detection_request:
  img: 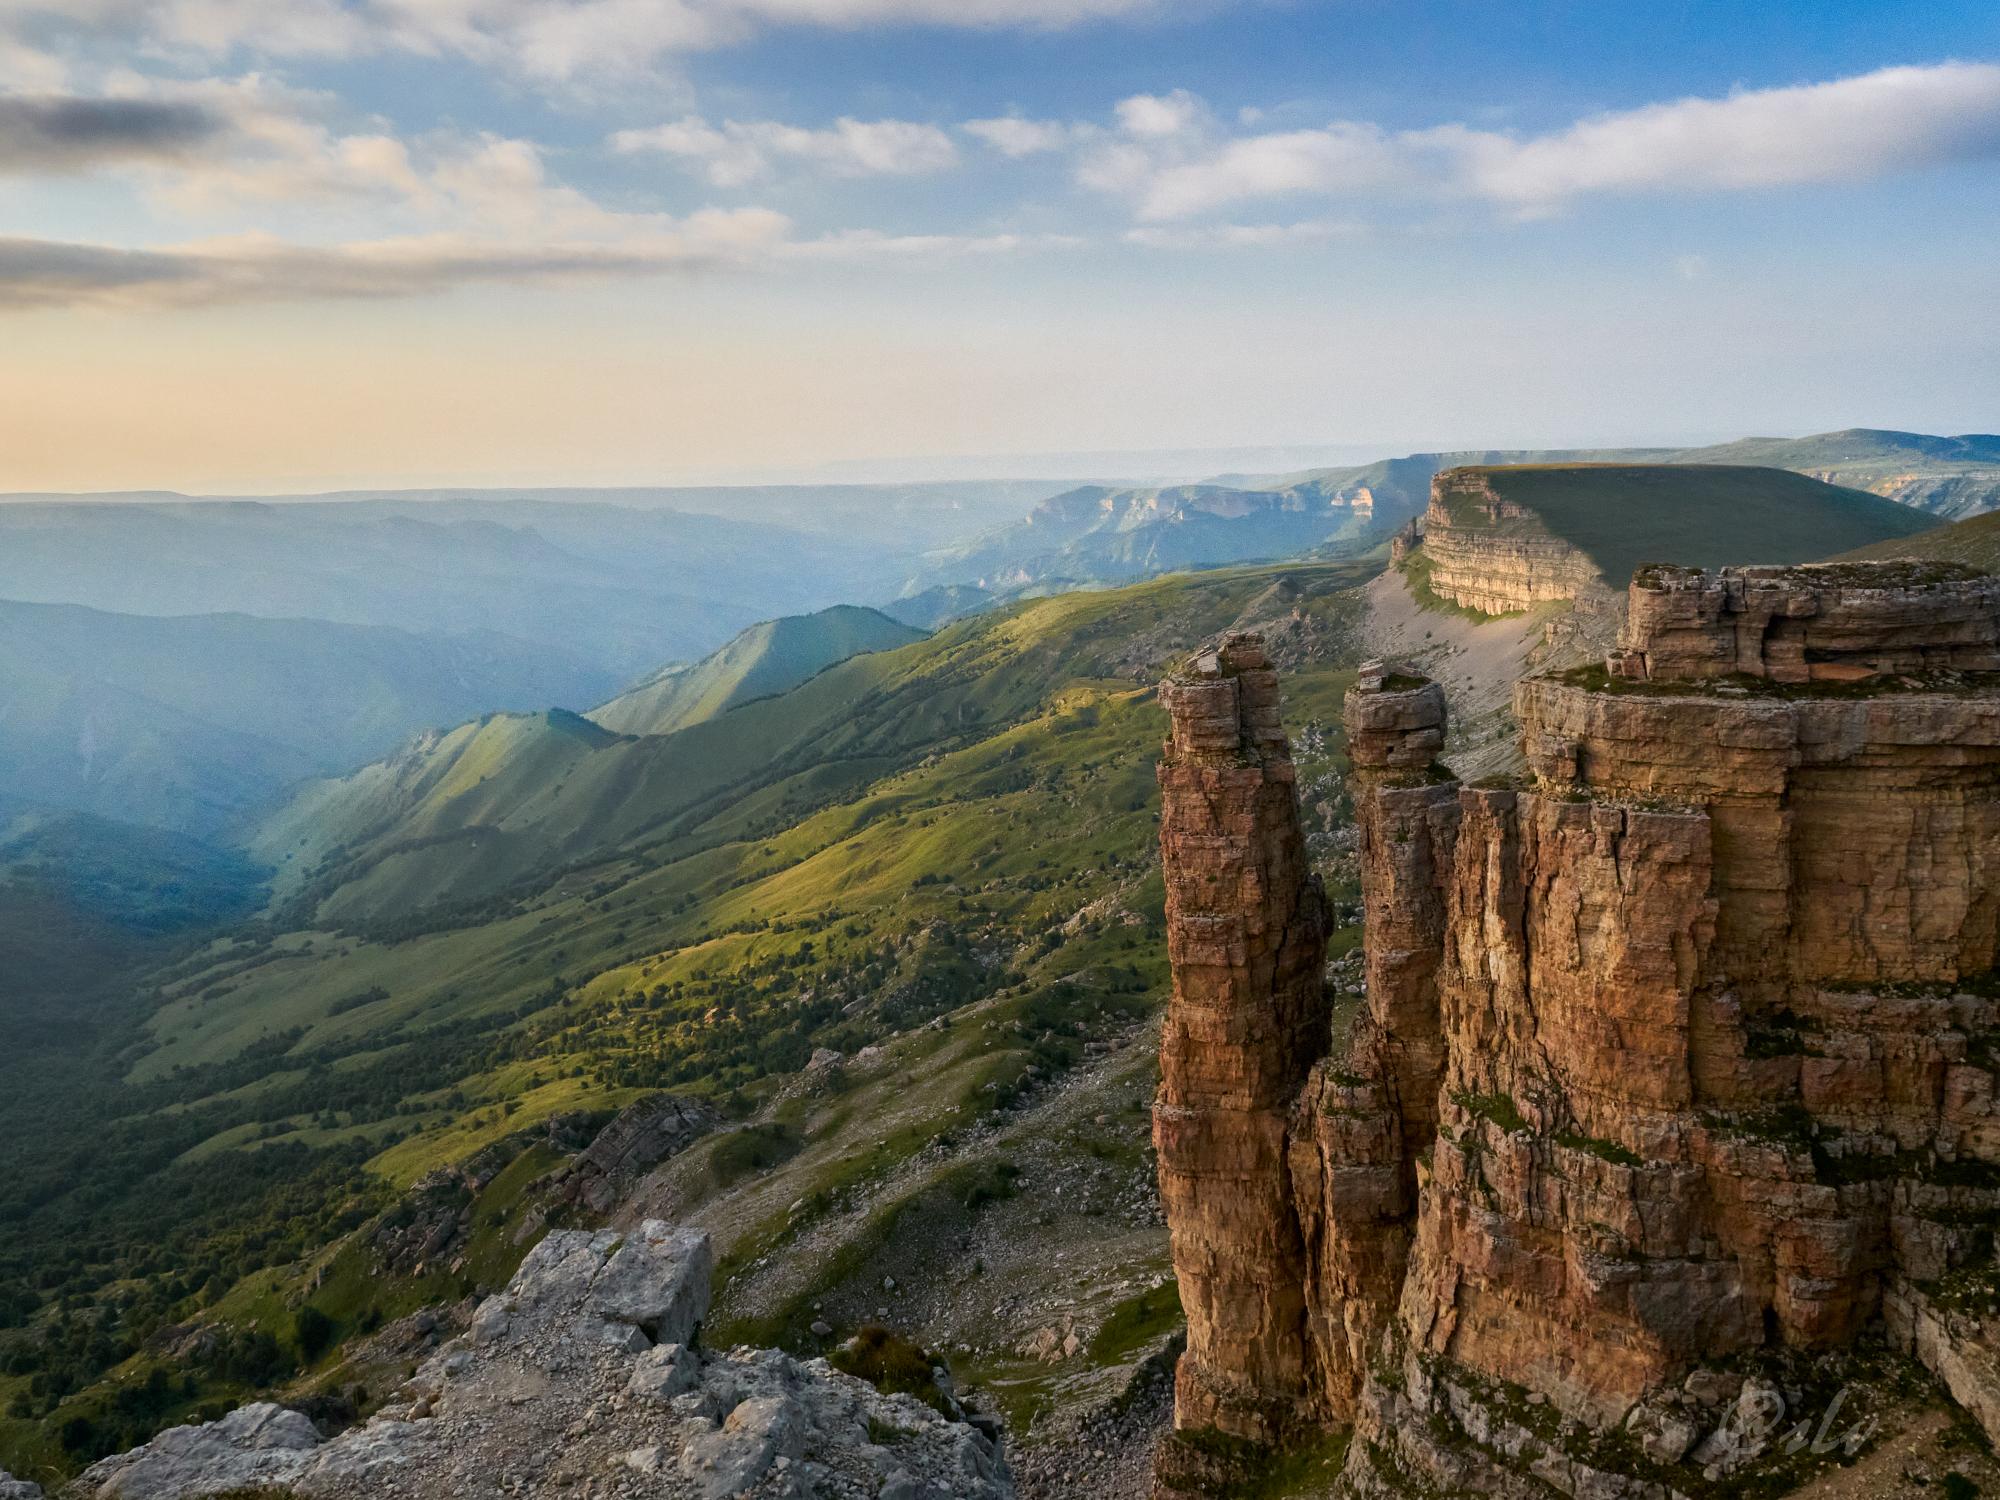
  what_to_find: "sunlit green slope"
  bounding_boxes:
[589,605,926,737]
[1835,507,2000,572]
[0,557,1373,1482]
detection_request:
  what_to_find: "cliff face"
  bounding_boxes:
[1415,468,1606,616]
[1153,636,1332,1450]
[1153,562,2000,1498]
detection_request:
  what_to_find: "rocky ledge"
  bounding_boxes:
[61,1221,1010,1500]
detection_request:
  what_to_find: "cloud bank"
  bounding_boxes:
[1082,62,2000,219]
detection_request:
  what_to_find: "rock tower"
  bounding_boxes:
[1153,562,2000,1497]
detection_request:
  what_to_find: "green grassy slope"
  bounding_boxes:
[0,557,1375,1485]
[1834,507,2000,572]
[590,605,927,737]
[1461,464,1936,587]
[252,569,1353,929]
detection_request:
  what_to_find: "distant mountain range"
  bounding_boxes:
[907,448,1677,594]
[2,432,1990,843]
[905,429,1997,597]
[1668,429,2000,518]
[0,497,928,682]
[591,605,925,737]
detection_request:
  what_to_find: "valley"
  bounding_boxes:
[0,554,1373,1488]
[5,454,2000,1500]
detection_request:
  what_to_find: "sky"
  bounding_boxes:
[0,0,1995,491]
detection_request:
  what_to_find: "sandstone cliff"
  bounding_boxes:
[1413,468,1608,617]
[1153,561,2000,1497]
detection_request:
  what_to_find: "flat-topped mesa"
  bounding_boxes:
[1154,633,1331,1453]
[1609,560,2000,683]
[1417,467,1604,616]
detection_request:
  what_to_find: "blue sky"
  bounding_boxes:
[0,0,1995,490]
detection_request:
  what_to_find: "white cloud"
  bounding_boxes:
[1126,123,1402,219]
[0,0,1196,79]
[1453,61,2000,210]
[613,114,958,185]
[1114,88,1203,139]
[0,37,67,89]
[1072,62,2000,220]
[785,226,1083,260]
[961,115,1076,158]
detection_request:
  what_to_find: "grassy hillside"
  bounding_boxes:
[0,557,1375,1481]
[590,605,926,737]
[1672,429,2000,518]
[1835,507,2000,571]
[252,568,1359,929]
[1455,463,1936,588]
[0,598,622,836]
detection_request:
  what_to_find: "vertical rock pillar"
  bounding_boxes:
[1340,662,1455,1147]
[1154,633,1330,1448]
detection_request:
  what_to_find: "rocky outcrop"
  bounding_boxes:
[67,1221,1010,1500]
[1152,635,1331,1453]
[1608,560,2000,683]
[1415,468,1607,616]
[0,1474,44,1499]
[555,1093,720,1215]
[1152,563,2000,1497]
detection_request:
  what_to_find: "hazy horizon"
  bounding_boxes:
[0,426,1955,499]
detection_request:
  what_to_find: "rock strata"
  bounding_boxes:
[1415,468,1607,616]
[557,1093,720,1216]
[1152,564,2000,1497]
[1152,634,1330,1451]
[66,1221,1010,1500]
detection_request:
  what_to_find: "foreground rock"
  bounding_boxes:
[67,1221,1010,1500]
[1151,567,2000,1497]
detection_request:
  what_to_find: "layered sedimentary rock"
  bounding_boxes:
[1152,636,1331,1452]
[1608,560,2000,683]
[1415,468,1606,616]
[1153,562,2000,1498]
